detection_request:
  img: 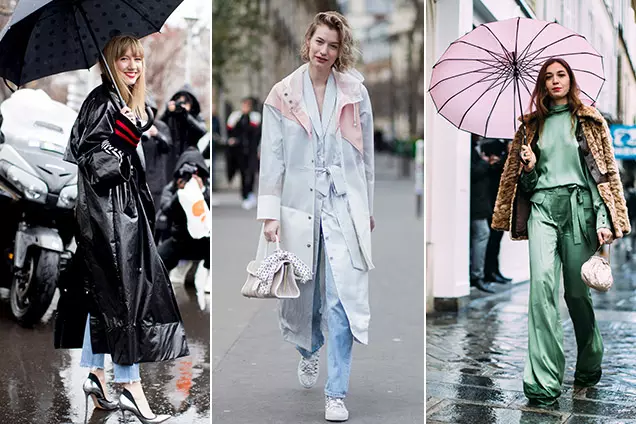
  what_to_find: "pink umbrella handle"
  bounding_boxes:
[519,123,530,165]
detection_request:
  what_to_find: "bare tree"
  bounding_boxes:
[142,26,210,124]
[143,27,188,112]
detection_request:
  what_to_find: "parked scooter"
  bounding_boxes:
[0,89,78,327]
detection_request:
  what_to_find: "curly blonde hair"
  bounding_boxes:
[300,11,358,72]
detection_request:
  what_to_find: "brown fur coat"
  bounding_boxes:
[491,105,630,240]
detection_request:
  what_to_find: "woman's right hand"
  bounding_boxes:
[520,145,537,172]
[121,106,135,124]
[263,219,280,242]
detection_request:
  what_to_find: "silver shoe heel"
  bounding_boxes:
[82,372,119,422]
[84,392,89,424]
[118,389,171,424]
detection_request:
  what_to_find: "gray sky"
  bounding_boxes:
[166,0,211,28]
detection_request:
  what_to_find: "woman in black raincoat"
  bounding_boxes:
[59,35,188,423]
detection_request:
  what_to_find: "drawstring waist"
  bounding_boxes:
[534,185,591,245]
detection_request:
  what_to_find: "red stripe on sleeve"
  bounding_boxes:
[114,129,138,146]
[116,120,138,141]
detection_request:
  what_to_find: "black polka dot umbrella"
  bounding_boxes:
[0,0,184,106]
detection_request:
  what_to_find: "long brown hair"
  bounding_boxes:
[100,35,147,120]
[528,57,583,136]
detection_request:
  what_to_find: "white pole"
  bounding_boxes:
[415,138,424,217]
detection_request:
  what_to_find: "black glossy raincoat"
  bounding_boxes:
[55,82,189,365]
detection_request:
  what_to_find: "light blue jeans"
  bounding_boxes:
[297,237,354,399]
[80,314,140,383]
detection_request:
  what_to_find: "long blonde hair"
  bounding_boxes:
[100,35,147,119]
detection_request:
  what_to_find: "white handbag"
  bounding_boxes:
[241,235,311,299]
[581,245,613,292]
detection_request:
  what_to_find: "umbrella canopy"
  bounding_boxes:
[0,0,182,88]
[429,17,605,139]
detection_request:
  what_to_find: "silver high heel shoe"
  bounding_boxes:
[119,388,171,423]
[82,373,118,423]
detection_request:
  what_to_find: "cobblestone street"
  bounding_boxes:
[427,243,636,423]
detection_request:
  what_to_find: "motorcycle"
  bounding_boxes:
[0,89,78,327]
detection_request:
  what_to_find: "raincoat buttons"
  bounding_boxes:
[307,243,311,248]
[308,216,312,220]
[310,188,313,192]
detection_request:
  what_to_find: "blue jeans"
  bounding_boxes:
[297,238,354,399]
[80,315,140,383]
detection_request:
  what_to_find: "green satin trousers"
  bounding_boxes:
[524,186,603,404]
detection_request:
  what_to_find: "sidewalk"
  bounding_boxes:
[212,155,424,423]
[427,244,636,423]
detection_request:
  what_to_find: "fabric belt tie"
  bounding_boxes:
[316,165,347,197]
[568,185,589,246]
[314,165,365,270]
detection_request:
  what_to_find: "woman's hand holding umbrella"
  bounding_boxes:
[520,145,536,172]
[120,106,135,124]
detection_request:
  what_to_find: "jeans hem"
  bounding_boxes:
[80,362,105,369]
[112,378,142,384]
[296,344,323,359]
[325,391,346,399]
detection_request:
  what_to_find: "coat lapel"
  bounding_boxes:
[303,70,323,138]
[322,74,337,134]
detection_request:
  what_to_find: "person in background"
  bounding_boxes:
[141,96,172,211]
[158,147,211,301]
[226,97,261,210]
[481,138,513,285]
[470,137,495,294]
[161,86,207,185]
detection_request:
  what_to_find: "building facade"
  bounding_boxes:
[221,0,339,112]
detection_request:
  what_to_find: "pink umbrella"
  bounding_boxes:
[429,17,605,139]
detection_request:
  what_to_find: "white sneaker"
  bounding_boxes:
[325,396,349,422]
[194,261,210,311]
[297,351,320,389]
[241,193,257,210]
[169,260,192,284]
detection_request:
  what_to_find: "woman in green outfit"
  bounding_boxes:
[492,57,631,406]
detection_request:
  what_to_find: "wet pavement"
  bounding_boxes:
[212,154,425,423]
[427,241,636,423]
[0,280,210,424]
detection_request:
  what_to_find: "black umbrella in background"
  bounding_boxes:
[0,0,183,117]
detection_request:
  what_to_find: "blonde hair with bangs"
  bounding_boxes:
[100,35,147,120]
[300,11,358,72]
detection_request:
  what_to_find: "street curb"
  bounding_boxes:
[427,280,530,316]
[467,279,530,308]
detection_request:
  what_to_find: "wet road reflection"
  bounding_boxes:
[0,283,209,424]
[427,248,636,423]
